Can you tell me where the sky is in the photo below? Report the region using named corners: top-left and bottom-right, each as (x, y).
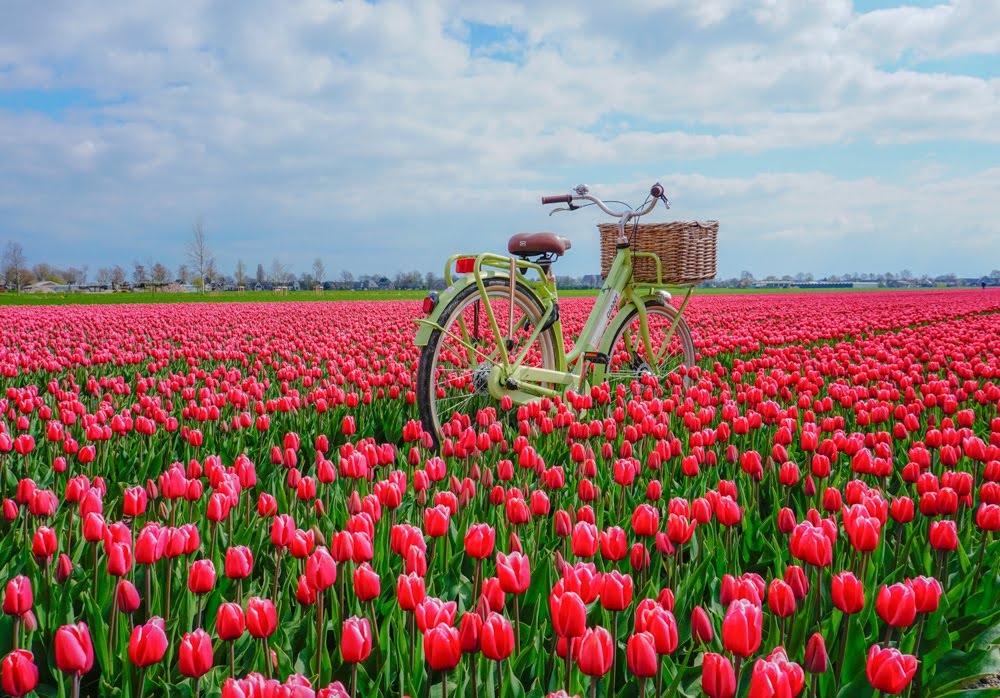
top-left (0, 0), bottom-right (998, 281)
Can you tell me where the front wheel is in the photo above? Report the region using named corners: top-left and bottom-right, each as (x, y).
top-left (416, 277), bottom-right (557, 447)
top-left (596, 299), bottom-right (696, 394)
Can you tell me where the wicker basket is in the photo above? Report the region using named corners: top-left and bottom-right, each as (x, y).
top-left (599, 221), bottom-right (718, 285)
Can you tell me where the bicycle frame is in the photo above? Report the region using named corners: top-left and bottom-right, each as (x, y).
top-left (414, 241), bottom-right (694, 404)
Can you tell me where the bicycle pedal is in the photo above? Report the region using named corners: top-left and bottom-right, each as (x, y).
top-left (584, 351), bottom-right (609, 365)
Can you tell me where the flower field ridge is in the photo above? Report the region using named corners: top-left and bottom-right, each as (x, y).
top-left (0, 289), bottom-right (999, 697)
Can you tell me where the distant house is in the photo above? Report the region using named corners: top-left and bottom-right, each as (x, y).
top-left (352, 280), bottom-right (379, 291)
top-left (581, 274), bottom-right (602, 289)
top-left (24, 280), bottom-right (66, 294)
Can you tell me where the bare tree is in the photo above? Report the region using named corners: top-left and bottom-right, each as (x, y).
top-left (96, 268), bottom-right (112, 287)
top-left (340, 269), bottom-right (354, 289)
top-left (187, 220), bottom-right (213, 294)
top-left (110, 265), bottom-right (126, 289)
top-left (256, 263), bottom-right (265, 287)
top-left (235, 259), bottom-right (247, 288)
top-left (2, 241), bottom-right (27, 291)
top-left (177, 264), bottom-right (190, 284)
top-left (132, 261), bottom-right (148, 287)
top-left (203, 259), bottom-right (218, 290)
top-left (312, 257), bottom-right (325, 286)
top-left (151, 262), bottom-right (170, 289)
top-left (270, 258), bottom-right (287, 285)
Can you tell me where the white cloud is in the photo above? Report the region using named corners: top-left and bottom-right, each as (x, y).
top-left (0, 0), bottom-right (997, 280)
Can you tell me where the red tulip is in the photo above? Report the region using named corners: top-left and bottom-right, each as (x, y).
top-left (721, 599), bottom-right (762, 658)
top-left (906, 576), bottom-right (941, 614)
top-left (2, 576), bottom-right (32, 617)
top-left (341, 616), bottom-right (372, 663)
top-left (353, 562), bottom-right (381, 602)
top-left (831, 571), bottom-right (864, 614)
top-left (496, 552), bottom-right (531, 594)
top-left (396, 571), bottom-right (426, 611)
top-left (748, 646), bottom-right (805, 698)
top-left (576, 626), bottom-right (613, 677)
top-left (702, 652), bottom-right (736, 698)
top-left (929, 520), bottom-right (958, 551)
top-left (129, 617), bottom-right (168, 667)
top-left (459, 612), bottom-right (482, 653)
top-left (480, 612), bottom-right (514, 661)
top-left (595, 528), bottom-right (625, 565)
top-left (550, 590), bottom-right (587, 638)
top-left (600, 571), bottom-right (633, 611)
top-left (464, 523), bottom-right (495, 559)
top-left (424, 623), bottom-right (461, 671)
top-left (866, 645), bottom-right (917, 695)
top-left (1, 649), bottom-right (38, 696)
top-left (116, 580), bottom-right (141, 614)
top-left (789, 521), bottom-right (832, 567)
top-left (224, 545), bottom-right (253, 579)
top-left (626, 632), bottom-right (657, 677)
top-left (306, 547), bottom-right (337, 591)
top-left (54, 622), bottom-right (94, 675)
top-left (691, 605), bottom-right (714, 644)
top-left (571, 521), bottom-right (599, 557)
top-left (216, 602), bottom-right (246, 641)
top-left (876, 583), bottom-right (916, 628)
top-left (415, 597), bottom-right (457, 633)
top-left (247, 597), bottom-right (277, 639)
top-left (804, 633), bottom-right (828, 674)
top-left (178, 629), bottom-right (213, 678)
top-left (188, 559), bottom-right (216, 594)
top-left (766, 579), bottom-right (796, 618)
top-left (631, 504), bottom-right (659, 536)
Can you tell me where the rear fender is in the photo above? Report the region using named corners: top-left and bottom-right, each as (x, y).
top-left (412, 271), bottom-right (506, 347)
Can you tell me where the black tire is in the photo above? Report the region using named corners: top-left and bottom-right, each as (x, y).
top-left (416, 277), bottom-right (557, 448)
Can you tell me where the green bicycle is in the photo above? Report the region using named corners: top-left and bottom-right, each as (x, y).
top-left (414, 183), bottom-right (716, 445)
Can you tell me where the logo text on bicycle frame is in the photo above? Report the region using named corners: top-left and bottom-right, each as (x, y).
top-left (586, 288), bottom-right (620, 350)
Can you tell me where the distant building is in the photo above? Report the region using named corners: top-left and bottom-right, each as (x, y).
top-left (24, 280), bottom-right (66, 293)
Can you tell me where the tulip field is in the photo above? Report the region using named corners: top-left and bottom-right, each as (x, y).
top-left (2, 289), bottom-right (1000, 698)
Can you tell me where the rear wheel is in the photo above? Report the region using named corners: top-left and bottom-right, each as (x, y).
top-left (598, 300), bottom-right (696, 394)
top-left (417, 277), bottom-right (557, 447)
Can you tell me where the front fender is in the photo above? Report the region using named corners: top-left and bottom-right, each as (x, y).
top-left (412, 271), bottom-right (506, 347)
top-left (594, 293), bottom-right (669, 358)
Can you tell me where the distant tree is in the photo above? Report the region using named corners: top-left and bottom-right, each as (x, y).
top-left (31, 262), bottom-right (65, 284)
top-left (990, 269), bottom-right (1000, 280)
top-left (256, 263), bottom-right (266, 286)
top-left (312, 257), bottom-right (325, 285)
top-left (270, 258), bottom-right (287, 284)
top-left (2, 241), bottom-right (27, 291)
top-left (110, 265), bottom-right (126, 289)
top-left (204, 259), bottom-right (218, 289)
top-left (187, 220), bottom-right (213, 294)
top-left (299, 272), bottom-right (316, 289)
top-left (96, 268), bottom-right (111, 287)
top-left (132, 261), bottom-right (147, 287)
top-left (898, 269), bottom-right (913, 280)
top-left (235, 259), bottom-right (247, 288)
top-left (151, 262), bottom-right (170, 288)
top-left (340, 270), bottom-right (354, 289)
top-left (63, 266), bottom-right (87, 285)
top-left (177, 264), bottom-right (190, 284)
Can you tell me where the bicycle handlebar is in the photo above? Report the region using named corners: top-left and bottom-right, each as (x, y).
top-left (541, 182), bottom-right (668, 224)
top-left (540, 194), bottom-right (573, 205)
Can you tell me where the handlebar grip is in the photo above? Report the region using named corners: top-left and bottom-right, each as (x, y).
top-left (541, 194), bottom-right (573, 205)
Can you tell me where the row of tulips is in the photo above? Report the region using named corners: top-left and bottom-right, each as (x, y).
top-left (0, 291), bottom-right (998, 698)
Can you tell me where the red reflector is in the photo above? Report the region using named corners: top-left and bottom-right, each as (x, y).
top-left (456, 257), bottom-right (475, 274)
top-left (422, 296), bottom-right (436, 314)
